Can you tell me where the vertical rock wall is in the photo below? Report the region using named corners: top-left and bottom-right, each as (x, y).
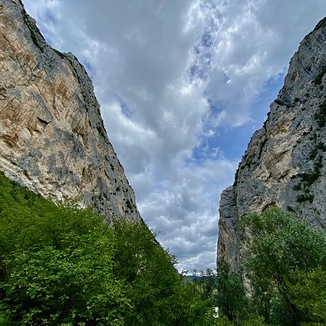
top-left (218, 18), bottom-right (326, 269)
top-left (0, 0), bottom-right (141, 221)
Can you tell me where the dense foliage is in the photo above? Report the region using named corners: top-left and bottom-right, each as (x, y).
top-left (1, 172), bottom-right (325, 325)
top-left (217, 208), bottom-right (326, 326)
top-left (0, 172), bottom-right (215, 325)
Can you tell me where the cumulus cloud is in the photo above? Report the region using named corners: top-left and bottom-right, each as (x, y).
top-left (23, 0), bottom-right (326, 271)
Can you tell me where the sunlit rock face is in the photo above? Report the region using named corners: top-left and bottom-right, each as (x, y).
top-left (218, 18), bottom-right (326, 270)
top-left (0, 0), bottom-right (140, 221)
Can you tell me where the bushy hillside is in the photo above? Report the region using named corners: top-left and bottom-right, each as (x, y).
top-left (0, 172), bottom-right (215, 325)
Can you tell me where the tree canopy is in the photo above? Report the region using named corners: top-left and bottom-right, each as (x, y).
top-left (0, 172), bottom-right (215, 325)
top-left (217, 208), bottom-right (326, 326)
top-left (1, 172), bottom-right (325, 325)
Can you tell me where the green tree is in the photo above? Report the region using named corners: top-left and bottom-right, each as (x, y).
top-left (111, 218), bottom-right (216, 325)
top-left (240, 208), bottom-right (326, 325)
top-left (191, 268), bottom-right (218, 303)
top-left (0, 172), bottom-right (216, 325)
top-left (287, 268), bottom-right (326, 324)
top-left (0, 177), bottom-right (131, 325)
top-left (216, 262), bottom-right (248, 324)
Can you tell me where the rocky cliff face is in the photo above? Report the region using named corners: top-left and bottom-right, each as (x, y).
top-left (0, 0), bottom-right (141, 221)
top-left (218, 18), bottom-right (326, 270)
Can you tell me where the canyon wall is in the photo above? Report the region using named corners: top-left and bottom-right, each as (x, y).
top-left (0, 0), bottom-right (140, 221)
top-left (218, 18), bottom-right (326, 269)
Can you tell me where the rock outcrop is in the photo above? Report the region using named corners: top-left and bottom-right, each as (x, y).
top-left (218, 18), bottom-right (326, 270)
top-left (0, 0), bottom-right (140, 221)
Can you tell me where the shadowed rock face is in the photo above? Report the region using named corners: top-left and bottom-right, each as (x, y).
top-left (0, 0), bottom-right (140, 221)
top-left (217, 18), bottom-right (326, 270)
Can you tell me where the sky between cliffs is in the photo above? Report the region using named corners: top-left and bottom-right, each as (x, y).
top-left (23, 0), bottom-right (326, 272)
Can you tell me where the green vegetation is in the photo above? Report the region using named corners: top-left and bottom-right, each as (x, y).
top-left (216, 263), bottom-right (248, 324)
top-left (23, 14), bottom-right (44, 52)
top-left (309, 142), bottom-right (326, 160)
top-left (0, 173), bottom-right (127, 325)
top-left (0, 172), bottom-right (215, 325)
top-left (125, 199), bottom-right (133, 210)
top-left (217, 208), bottom-right (326, 325)
top-left (1, 173), bottom-right (325, 325)
top-left (53, 48), bottom-right (67, 60)
top-left (97, 124), bottom-right (107, 140)
top-left (314, 65), bottom-right (326, 85)
top-left (315, 101), bottom-right (326, 127)
top-left (293, 140), bottom-right (325, 203)
top-left (274, 99), bottom-right (292, 107)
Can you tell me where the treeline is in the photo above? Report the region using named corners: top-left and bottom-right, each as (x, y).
top-left (0, 172), bottom-right (215, 325)
top-left (0, 171), bottom-right (325, 325)
top-left (187, 208), bottom-right (326, 325)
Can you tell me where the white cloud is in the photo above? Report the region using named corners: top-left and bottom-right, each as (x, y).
top-left (137, 158), bottom-right (238, 271)
top-left (23, 0), bottom-right (326, 271)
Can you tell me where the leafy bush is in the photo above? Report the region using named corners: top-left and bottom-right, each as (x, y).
top-left (111, 218), bottom-right (216, 325)
top-left (314, 65), bottom-right (326, 85)
top-left (315, 101), bottom-right (326, 127)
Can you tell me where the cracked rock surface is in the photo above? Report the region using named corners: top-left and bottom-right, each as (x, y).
top-left (218, 18), bottom-right (326, 270)
top-left (0, 0), bottom-right (141, 221)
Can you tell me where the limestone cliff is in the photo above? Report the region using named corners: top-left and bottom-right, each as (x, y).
top-left (0, 0), bottom-right (140, 221)
top-left (218, 18), bottom-right (326, 269)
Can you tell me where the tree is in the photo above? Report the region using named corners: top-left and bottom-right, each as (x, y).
top-left (287, 268), bottom-right (326, 324)
top-left (216, 262), bottom-right (248, 324)
top-left (240, 208), bottom-right (326, 325)
top-left (0, 172), bottom-right (216, 325)
top-left (0, 174), bottom-right (131, 325)
top-left (111, 218), bottom-right (216, 325)
top-left (191, 268), bottom-right (218, 303)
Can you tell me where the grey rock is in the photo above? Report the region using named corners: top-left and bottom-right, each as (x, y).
top-left (217, 17), bottom-right (326, 270)
top-left (0, 0), bottom-right (141, 221)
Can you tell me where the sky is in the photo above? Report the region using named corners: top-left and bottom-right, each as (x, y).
top-left (22, 0), bottom-right (326, 272)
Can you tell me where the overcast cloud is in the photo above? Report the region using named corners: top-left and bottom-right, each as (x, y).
top-left (23, 0), bottom-right (326, 272)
